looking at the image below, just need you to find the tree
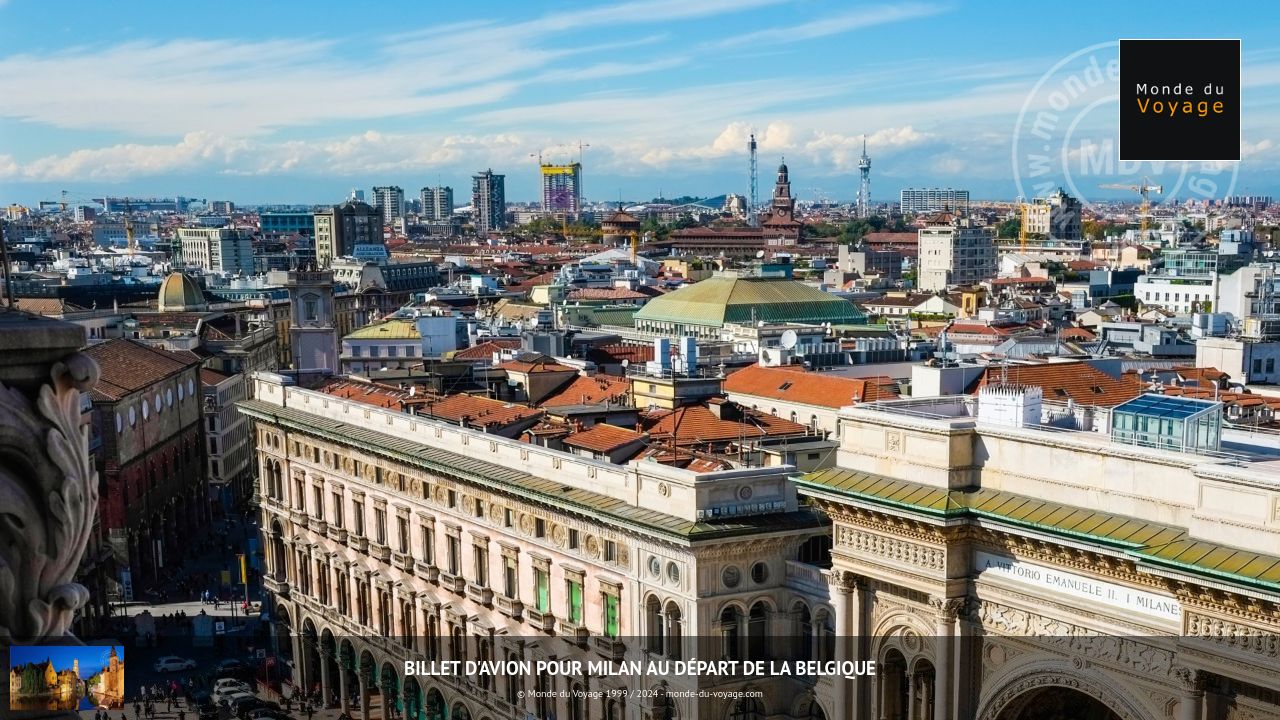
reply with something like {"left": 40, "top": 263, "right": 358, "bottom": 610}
{"left": 996, "top": 218, "right": 1021, "bottom": 239}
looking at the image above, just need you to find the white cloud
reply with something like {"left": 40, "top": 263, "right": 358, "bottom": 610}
{"left": 711, "top": 3, "right": 947, "bottom": 49}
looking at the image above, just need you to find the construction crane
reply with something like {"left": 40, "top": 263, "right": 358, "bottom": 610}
{"left": 1019, "top": 202, "right": 1029, "bottom": 252}
{"left": 1099, "top": 177, "right": 1162, "bottom": 241}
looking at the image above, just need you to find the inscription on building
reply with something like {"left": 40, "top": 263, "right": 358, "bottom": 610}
{"left": 975, "top": 551, "right": 1181, "bottom": 622}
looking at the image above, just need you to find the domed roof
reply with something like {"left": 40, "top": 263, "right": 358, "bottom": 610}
{"left": 633, "top": 274, "right": 865, "bottom": 329}
{"left": 158, "top": 272, "right": 206, "bottom": 312}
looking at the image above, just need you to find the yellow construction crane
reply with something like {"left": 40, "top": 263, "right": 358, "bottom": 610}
{"left": 1019, "top": 202, "right": 1029, "bottom": 252}
{"left": 1099, "top": 177, "right": 1162, "bottom": 241}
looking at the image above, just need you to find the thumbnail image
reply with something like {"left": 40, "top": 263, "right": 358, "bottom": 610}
{"left": 9, "top": 645, "right": 126, "bottom": 711}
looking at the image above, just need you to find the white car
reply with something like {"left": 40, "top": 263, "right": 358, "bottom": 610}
{"left": 153, "top": 656, "right": 197, "bottom": 673}
{"left": 213, "top": 688, "right": 255, "bottom": 706}
{"left": 214, "top": 679, "right": 251, "bottom": 694}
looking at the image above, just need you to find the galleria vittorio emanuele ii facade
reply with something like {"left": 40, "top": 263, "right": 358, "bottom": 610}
{"left": 244, "top": 374, "right": 1280, "bottom": 720}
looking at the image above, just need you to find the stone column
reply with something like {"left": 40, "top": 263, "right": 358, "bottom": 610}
{"left": 905, "top": 670, "right": 918, "bottom": 720}
{"left": 358, "top": 670, "right": 370, "bottom": 720}
{"left": 319, "top": 642, "right": 331, "bottom": 709}
{"left": 1176, "top": 667, "right": 1204, "bottom": 720}
{"left": 338, "top": 656, "right": 350, "bottom": 715}
{"left": 290, "top": 623, "right": 307, "bottom": 694}
{"left": 824, "top": 570, "right": 854, "bottom": 720}
{"left": 929, "top": 596, "right": 961, "bottom": 720}
{"left": 0, "top": 311, "right": 101, "bottom": 643}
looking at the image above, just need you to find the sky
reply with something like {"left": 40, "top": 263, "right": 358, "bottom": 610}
{"left": 0, "top": 0, "right": 1278, "bottom": 207}
{"left": 9, "top": 645, "right": 121, "bottom": 678}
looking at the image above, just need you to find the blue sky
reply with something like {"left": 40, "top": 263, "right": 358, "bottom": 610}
{"left": 10, "top": 645, "right": 121, "bottom": 678}
{"left": 0, "top": 0, "right": 1277, "bottom": 206}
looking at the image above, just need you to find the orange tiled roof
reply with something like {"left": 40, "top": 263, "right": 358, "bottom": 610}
{"left": 452, "top": 339, "right": 522, "bottom": 361}
{"left": 563, "top": 423, "right": 648, "bottom": 453}
{"left": 641, "top": 404, "right": 809, "bottom": 445}
{"left": 585, "top": 343, "right": 655, "bottom": 367}
{"left": 320, "top": 379, "right": 411, "bottom": 409}
{"left": 723, "top": 364, "right": 899, "bottom": 408}
{"left": 200, "top": 368, "right": 230, "bottom": 387}
{"left": 1058, "top": 327, "right": 1097, "bottom": 341}
{"left": 497, "top": 356, "right": 576, "bottom": 374}
{"left": 968, "top": 361, "right": 1143, "bottom": 407}
{"left": 419, "top": 393, "right": 542, "bottom": 428}
{"left": 83, "top": 338, "right": 201, "bottom": 401}
{"left": 539, "top": 374, "right": 633, "bottom": 408}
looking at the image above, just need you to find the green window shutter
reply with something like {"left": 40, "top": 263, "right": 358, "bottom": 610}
{"left": 536, "top": 570, "right": 550, "bottom": 612}
{"left": 569, "top": 581, "right": 583, "bottom": 624}
{"left": 604, "top": 594, "right": 620, "bottom": 638}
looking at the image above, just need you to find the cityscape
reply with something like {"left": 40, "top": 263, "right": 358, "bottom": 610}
{"left": 1, "top": 3, "right": 1280, "bottom": 720}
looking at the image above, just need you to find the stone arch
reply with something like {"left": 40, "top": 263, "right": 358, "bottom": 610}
{"left": 451, "top": 699, "right": 473, "bottom": 720}
{"left": 870, "top": 610, "right": 937, "bottom": 670}
{"left": 789, "top": 691, "right": 829, "bottom": 720}
{"left": 727, "top": 687, "right": 766, "bottom": 720}
{"left": 423, "top": 686, "right": 446, "bottom": 720}
{"left": 975, "top": 660, "right": 1158, "bottom": 720}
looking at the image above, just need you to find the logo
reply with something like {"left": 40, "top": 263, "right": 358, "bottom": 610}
{"left": 1120, "top": 39, "right": 1240, "bottom": 161}
{"left": 1012, "top": 41, "right": 1237, "bottom": 226}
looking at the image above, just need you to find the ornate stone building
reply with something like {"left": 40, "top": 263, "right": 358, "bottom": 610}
{"left": 798, "top": 386, "right": 1280, "bottom": 720}
{"left": 242, "top": 372, "right": 841, "bottom": 720}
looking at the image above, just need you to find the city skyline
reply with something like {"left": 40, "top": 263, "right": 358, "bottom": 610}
{"left": 9, "top": 645, "right": 120, "bottom": 679}
{"left": 1, "top": 0, "right": 1278, "bottom": 205}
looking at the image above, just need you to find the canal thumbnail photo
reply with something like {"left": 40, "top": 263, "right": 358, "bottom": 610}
{"left": 9, "top": 645, "right": 126, "bottom": 712}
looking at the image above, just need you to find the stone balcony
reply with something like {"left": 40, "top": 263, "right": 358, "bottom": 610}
{"left": 495, "top": 595, "right": 523, "bottom": 621}
{"left": 592, "top": 636, "right": 625, "bottom": 662}
{"left": 439, "top": 571, "right": 466, "bottom": 595}
{"left": 557, "top": 618, "right": 589, "bottom": 646}
{"left": 524, "top": 608, "right": 556, "bottom": 633}
{"left": 327, "top": 526, "right": 348, "bottom": 543}
{"left": 416, "top": 562, "right": 440, "bottom": 583}
{"left": 466, "top": 583, "right": 494, "bottom": 607}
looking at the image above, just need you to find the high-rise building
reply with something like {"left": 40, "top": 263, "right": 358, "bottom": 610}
{"left": 421, "top": 186, "right": 454, "bottom": 221}
{"left": 472, "top": 169, "right": 507, "bottom": 234}
{"left": 176, "top": 226, "right": 254, "bottom": 275}
{"left": 899, "top": 188, "right": 970, "bottom": 214}
{"left": 208, "top": 200, "right": 235, "bottom": 214}
{"left": 372, "top": 186, "right": 405, "bottom": 225}
{"left": 540, "top": 163, "right": 582, "bottom": 215}
{"left": 313, "top": 200, "right": 383, "bottom": 267}
{"left": 1022, "top": 188, "right": 1082, "bottom": 243}
{"left": 917, "top": 214, "right": 997, "bottom": 291}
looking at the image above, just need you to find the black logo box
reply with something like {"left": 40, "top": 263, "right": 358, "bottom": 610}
{"left": 1119, "top": 39, "right": 1240, "bottom": 162}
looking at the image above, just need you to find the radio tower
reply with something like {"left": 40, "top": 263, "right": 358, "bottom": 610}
{"left": 748, "top": 133, "right": 759, "bottom": 226}
{"left": 857, "top": 134, "right": 871, "bottom": 218}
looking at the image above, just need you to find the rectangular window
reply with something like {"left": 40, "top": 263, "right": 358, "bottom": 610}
{"left": 535, "top": 518, "right": 545, "bottom": 538}
{"left": 604, "top": 541, "right": 616, "bottom": 562}
{"left": 421, "top": 525, "right": 435, "bottom": 564}
{"left": 568, "top": 529, "right": 579, "bottom": 550}
{"left": 474, "top": 498, "right": 484, "bottom": 518}
{"left": 604, "top": 594, "right": 620, "bottom": 638}
{"left": 447, "top": 490, "right": 457, "bottom": 508}
{"left": 374, "top": 508, "right": 387, "bottom": 545}
{"left": 332, "top": 492, "right": 344, "bottom": 528}
{"left": 535, "top": 568, "right": 550, "bottom": 613}
{"left": 504, "top": 556, "right": 518, "bottom": 599}
{"left": 567, "top": 580, "right": 583, "bottom": 624}
{"left": 1269, "top": 359, "right": 1276, "bottom": 374}
{"left": 447, "top": 535, "right": 460, "bottom": 574}
{"left": 397, "top": 516, "right": 409, "bottom": 553}
{"left": 473, "top": 545, "right": 488, "bottom": 586}
{"left": 313, "top": 486, "right": 324, "bottom": 521}
{"left": 504, "top": 509, "right": 513, "bottom": 528}
{"left": 352, "top": 501, "right": 364, "bottom": 535}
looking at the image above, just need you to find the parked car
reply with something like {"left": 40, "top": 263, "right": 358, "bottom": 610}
{"left": 214, "top": 688, "right": 255, "bottom": 707}
{"left": 214, "top": 679, "right": 251, "bottom": 694}
{"left": 154, "top": 656, "right": 197, "bottom": 673}
{"left": 232, "top": 697, "right": 279, "bottom": 720}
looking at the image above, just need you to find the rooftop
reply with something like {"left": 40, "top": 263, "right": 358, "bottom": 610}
{"left": 722, "top": 364, "right": 899, "bottom": 409}
{"left": 633, "top": 274, "right": 866, "bottom": 328}
{"left": 344, "top": 318, "right": 421, "bottom": 341}
{"left": 83, "top": 338, "right": 201, "bottom": 401}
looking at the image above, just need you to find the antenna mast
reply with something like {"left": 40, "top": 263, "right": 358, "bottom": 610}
{"left": 857, "top": 134, "right": 871, "bottom": 218}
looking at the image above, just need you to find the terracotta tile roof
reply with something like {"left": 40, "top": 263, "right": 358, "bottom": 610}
{"left": 415, "top": 393, "right": 543, "bottom": 428}
{"left": 320, "top": 379, "right": 411, "bottom": 409}
{"left": 640, "top": 404, "right": 810, "bottom": 445}
{"left": 539, "top": 374, "right": 633, "bottom": 407}
{"left": 1169, "top": 366, "right": 1229, "bottom": 388}
{"left": 497, "top": 356, "right": 576, "bottom": 374}
{"left": 452, "top": 339, "right": 522, "bottom": 361}
{"left": 989, "top": 276, "right": 1054, "bottom": 286}
{"left": 83, "top": 338, "right": 201, "bottom": 401}
{"left": 967, "top": 361, "right": 1143, "bottom": 407}
{"left": 1068, "top": 260, "right": 1102, "bottom": 271}
{"left": 563, "top": 423, "right": 648, "bottom": 454}
{"left": 723, "top": 364, "right": 899, "bottom": 408}
{"left": 585, "top": 343, "right": 655, "bottom": 367}
{"left": 200, "top": 368, "right": 230, "bottom": 387}
{"left": 863, "top": 293, "right": 932, "bottom": 308}
{"left": 1058, "top": 327, "right": 1097, "bottom": 341}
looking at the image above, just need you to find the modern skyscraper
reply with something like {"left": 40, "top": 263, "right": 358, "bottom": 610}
{"left": 176, "top": 226, "right": 254, "bottom": 274}
{"left": 900, "top": 188, "right": 971, "bottom": 213}
{"left": 540, "top": 162, "right": 581, "bottom": 215}
{"left": 472, "top": 169, "right": 507, "bottom": 234}
{"left": 421, "top": 186, "right": 454, "bottom": 221}
{"left": 313, "top": 200, "right": 383, "bottom": 267}
{"left": 372, "top": 186, "right": 404, "bottom": 225}
{"left": 1022, "top": 187, "right": 1082, "bottom": 243}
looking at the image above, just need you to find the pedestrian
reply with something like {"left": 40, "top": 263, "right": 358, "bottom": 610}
{"left": 307, "top": 703, "right": 315, "bottom": 720}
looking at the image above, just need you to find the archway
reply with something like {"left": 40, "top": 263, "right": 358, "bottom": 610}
{"left": 424, "top": 687, "right": 446, "bottom": 720}
{"left": 910, "top": 659, "right": 936, "bottom": 720}
{"left": 993, "top": 686, "right": 1122, "bottom": 720}
{"left": 274, "top": 605, "right": 294, "bottom": 683}
{"left": 321, "top": 629, "right": 338, "bottom": 708}
{"left": 380, "top": 662, "right": 401, "bottom": 718}
{"left": 402, "top": 677, "right": 422, "bottom": 720}
{"left": 270, "top": 520, "right": 287, "bottom": 580}
{"left": 747, "top": 602, "right": 769, "bottom": 661}
{"left": 452, "top": 701, "right": 472, "bottom": 720}
{"left": 878, "top": 648, "right": 908, "bottom": 720}
{"left": 301, "top": 618, "right": 321, "bottom": 697}
{"left": 338, "top": 639, "right": 358, "bottom": 713}
{"left": 358, "top": 649, "right": 377, "bottom": 720}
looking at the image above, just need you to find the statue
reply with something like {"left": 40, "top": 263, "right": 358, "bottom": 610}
{"left": 0, "top": 309, "right": 100, "bottom": 642}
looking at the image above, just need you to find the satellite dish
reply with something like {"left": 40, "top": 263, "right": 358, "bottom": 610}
{"left": 780, "top": 329, "right": 799, "bottom": 350}
{"left": 756, "top": 249, "right": 766, "bottom": 259}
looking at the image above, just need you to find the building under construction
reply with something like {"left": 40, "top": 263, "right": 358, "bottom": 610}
{"left": 540, "top": 162, "right": 582, "bottom": 216}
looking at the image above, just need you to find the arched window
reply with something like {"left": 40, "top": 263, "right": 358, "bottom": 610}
{"left": 815, "top": 610, "right": 834, "bottom": 662}
{"left": 719, "top": 606, "right": 742, "bottom": 662}
{"left": 646, "top": 596, "right": 664, "bottom": 654}
{"left": 729, "top": 698, "right": 762, "bottom": 720}
{"left": 652, "top": 686, "right": 676, "bottom": 720}
{"left": 796, "top": 536, "right": 833, "bottom": 568}
{"left": 748, "top": 602, "right": 768, "bottom": 661}
{"left": 664, "top": 601, "right": 683, "bottom": 660}
{"left": 569, "top": 683, "right": 585, "bottom": 720}
{"left": 790, "top": 411, "right": 798, "bottom": 423}
{"left": 793, "top": 602, "right": 813, "bottom": 662}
